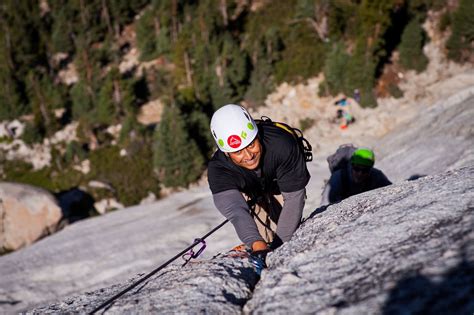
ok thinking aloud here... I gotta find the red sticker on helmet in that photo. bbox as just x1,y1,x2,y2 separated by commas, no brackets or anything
227,135,242,149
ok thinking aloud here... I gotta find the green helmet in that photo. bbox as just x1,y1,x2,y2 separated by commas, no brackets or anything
351,148,375,167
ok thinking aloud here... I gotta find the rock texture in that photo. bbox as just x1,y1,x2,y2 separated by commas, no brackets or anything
0,185,240,314
29,166,474,314
1,73,473,314
30,254,259,314
375,88,474,182
247,166,474,314
0,183,62,254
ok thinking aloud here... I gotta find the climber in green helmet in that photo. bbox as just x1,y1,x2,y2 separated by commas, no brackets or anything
351,148,375,166
320,147,392,206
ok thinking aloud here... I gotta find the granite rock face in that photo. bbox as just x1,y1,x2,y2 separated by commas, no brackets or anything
0,183,240,314
0,183,62,254
29,166,474,314
246,166,474,314
4,75,474,314
30,254,260,314
375,88,474,182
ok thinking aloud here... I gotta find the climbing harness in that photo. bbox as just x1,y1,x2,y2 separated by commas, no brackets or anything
89,219,229,314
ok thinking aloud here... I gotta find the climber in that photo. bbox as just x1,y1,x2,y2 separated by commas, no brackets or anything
320,147,392,206
334,97,355,129
337,109,355,130
207,104,310,262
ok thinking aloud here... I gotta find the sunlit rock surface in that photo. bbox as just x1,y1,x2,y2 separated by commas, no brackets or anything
30,254,259,314
376,88,474,182
29,166,473,314
247,166,474,314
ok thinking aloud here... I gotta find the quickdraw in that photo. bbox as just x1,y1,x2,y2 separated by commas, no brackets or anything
181,238,207,267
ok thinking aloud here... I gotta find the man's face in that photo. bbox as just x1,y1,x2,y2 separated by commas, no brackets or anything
227,137,262,170
351,164,371,184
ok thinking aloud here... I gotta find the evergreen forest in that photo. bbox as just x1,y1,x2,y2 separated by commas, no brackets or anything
0,0,472,207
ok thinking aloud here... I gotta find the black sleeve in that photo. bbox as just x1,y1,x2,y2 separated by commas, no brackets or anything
208,160,240,194
212,189,264,247
372,168,392,188
320,171,344,206
275,137,310,193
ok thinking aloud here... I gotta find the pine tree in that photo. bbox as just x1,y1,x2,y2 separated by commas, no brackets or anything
446,0,474,63
244,58,273,106
0,46,26,119
221,35,250,100
71,79,94,124
26,71,62,137
50,4,75,53
70,35,102,127
153,103,204,188
0,0,47,119
344,41,377,107
244,29,281,105
399,19,429,73
192,43,214,104
207,35,250,110
136,9,162,61
174,88,214,158
96,73,116,125
327,1,356,41
321,42,350,95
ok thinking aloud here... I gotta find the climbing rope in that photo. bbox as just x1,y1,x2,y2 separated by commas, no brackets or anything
89,219,229,314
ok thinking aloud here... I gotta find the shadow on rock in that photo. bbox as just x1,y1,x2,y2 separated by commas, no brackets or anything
382,258,474,315
0,299,21,306
55,188,98,225
407,174,427,181
303,205,330,222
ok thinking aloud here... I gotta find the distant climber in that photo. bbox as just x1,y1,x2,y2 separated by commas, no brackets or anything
334,97,355,129
320,146,392,206
207,104,311,262
336,109,355,129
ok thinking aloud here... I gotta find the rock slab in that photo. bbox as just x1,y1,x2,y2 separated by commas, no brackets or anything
29,254,259,314
29,166,474,314
247,165,474,314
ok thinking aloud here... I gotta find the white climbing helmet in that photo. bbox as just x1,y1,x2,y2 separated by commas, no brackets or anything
210,104,258,153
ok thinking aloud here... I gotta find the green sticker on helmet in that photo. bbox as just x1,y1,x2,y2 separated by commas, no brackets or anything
247,123,254,130
218,139,225,147
241,131,247,139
